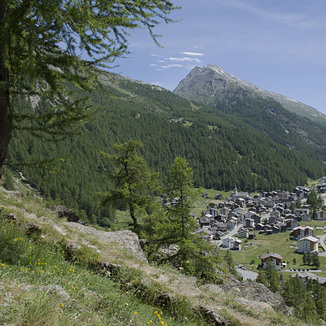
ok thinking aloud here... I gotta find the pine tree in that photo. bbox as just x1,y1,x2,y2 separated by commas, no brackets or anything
100,139,159,231
143,157,222,281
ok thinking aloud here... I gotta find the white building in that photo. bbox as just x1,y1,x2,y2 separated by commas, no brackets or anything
222,236,235,248
297,236,319,253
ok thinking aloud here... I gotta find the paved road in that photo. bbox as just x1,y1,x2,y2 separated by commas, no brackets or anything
236,268,258,281
319,233,326,253
215,223,243,247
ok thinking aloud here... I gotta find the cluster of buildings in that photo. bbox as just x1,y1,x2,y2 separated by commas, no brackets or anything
196,184,325,253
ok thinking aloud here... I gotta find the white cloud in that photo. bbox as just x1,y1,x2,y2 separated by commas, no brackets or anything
166,56,202,63
157,64,184,70
181,51,204,56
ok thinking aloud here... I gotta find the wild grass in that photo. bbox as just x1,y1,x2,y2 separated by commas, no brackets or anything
231,230,326,271
0,212,205,326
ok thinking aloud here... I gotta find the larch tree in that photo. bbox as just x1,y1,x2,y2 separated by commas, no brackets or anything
0,0,176,177
144,157,222,281
100,139,159,231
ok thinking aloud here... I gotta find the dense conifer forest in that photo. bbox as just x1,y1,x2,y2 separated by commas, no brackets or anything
6,73,326,223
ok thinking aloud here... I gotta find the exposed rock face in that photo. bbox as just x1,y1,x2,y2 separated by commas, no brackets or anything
174,64,326,125
198,305,227,326
64,222,148,262
222,282,289,314
51,205,81,223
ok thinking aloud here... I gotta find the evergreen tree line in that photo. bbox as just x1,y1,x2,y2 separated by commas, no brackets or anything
257,263,326,322
6,75,326,223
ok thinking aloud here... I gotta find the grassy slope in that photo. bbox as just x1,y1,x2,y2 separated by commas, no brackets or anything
231,227,326,276
0,179,317,326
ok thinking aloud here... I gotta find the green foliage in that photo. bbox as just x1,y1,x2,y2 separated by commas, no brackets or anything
0,211,206,326
256,263,280,293
282,275,326,322
6,75,326,223
307,191,324,213
2,166,15,190
143,157,222,282
100,139,159,231
0,0,177,177
224,251,238,277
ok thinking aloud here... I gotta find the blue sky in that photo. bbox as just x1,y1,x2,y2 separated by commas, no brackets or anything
112,0,326,114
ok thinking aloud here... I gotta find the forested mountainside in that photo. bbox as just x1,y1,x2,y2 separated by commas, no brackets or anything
174,65,326,161
6,72,326,224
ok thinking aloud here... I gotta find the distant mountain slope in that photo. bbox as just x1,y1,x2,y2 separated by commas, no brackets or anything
6,71,326,223
174,64,326,126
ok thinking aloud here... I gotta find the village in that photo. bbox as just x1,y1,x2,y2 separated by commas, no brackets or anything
195,177,326,285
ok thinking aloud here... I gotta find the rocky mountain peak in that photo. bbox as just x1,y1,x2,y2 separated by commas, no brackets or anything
174,64,326,125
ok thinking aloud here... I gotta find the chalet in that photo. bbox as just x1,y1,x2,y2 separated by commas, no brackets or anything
297,236,319,253
319,177,326,185
279,223,288,232
284,218,298,230
215,214,227,222
233,239,242,250
272,225,280,234
217,223,228,232
253,214,262,224
199,215,212,227
292,226,314,240
227,217,238,230
222,236,235,248
231,212,244,223
295,187,310,199
282,200,292,208
206,203,218,218
316,210,326,221
237,227,249,238
245,211,255,219
301,214,312,222
234,198,246,206
260,252,283,271
220,206,231,216
255,223,265,231
222,236,241,250
295,207,310,217
244,218,255,229
269,214,277,225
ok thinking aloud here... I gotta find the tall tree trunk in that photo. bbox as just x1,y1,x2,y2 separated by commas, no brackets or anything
0,0,12,178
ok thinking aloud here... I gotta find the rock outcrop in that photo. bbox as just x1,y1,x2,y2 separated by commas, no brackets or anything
222,282,289,314
64,222,148,262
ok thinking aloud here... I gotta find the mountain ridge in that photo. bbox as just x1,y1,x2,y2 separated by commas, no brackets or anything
174,64,326,126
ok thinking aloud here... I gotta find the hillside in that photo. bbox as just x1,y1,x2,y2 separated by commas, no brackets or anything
174,65,326,162
0,178,315,326
6,71,326,223
174,64,326,127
